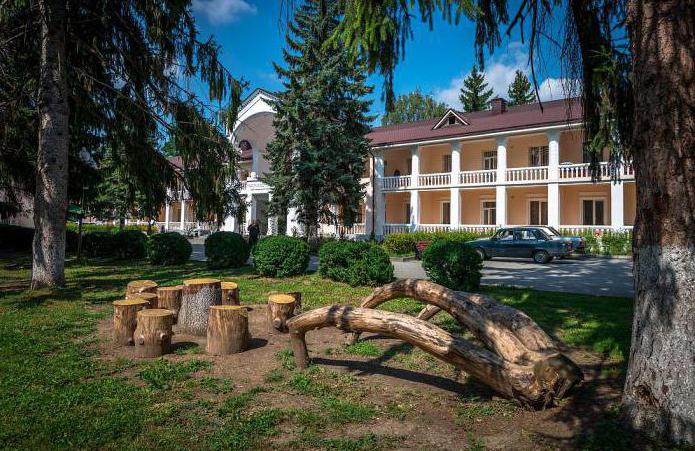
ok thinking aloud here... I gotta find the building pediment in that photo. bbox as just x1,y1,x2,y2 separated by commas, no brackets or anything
432,109,469,130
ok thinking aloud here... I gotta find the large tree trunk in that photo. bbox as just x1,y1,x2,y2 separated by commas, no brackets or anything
31,0,69,289
624,1,695,444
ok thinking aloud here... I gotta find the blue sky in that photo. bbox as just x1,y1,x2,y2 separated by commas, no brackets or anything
191,0,571,121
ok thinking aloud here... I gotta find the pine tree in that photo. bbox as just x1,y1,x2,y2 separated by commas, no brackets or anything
459,65,494,112
381,88,449,125
507,70,535,106
265,0,372,240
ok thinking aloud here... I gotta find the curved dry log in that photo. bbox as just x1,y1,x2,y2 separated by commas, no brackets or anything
287,305,582,408
125,280,158,300
348,279,558,365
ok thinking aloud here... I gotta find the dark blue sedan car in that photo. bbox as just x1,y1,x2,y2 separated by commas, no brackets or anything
469,227,573,264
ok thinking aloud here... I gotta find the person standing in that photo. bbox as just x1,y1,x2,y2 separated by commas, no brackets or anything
247,220,260,249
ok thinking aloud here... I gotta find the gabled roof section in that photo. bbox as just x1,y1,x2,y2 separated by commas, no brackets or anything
240,88,278,109
432,109,469,129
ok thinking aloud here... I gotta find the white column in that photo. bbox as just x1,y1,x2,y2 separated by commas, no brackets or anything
547,130,560,181
365,157,375,236
180,193,186,230
164,201,170,231
374,152,385,237
410,146,420,187
548,183,560,227
246,193,255,232
611,181,625,229
410,190,419,231
267,193,276,235
495,137,507,226
450,142,461,230
286,206,299,236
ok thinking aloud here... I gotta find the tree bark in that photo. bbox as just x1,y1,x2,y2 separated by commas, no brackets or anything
624,0,695,443
134,309,174,358
157,285,183,323
134,292,158,309
179,278,221,336
113,299,149,345
206,305,250,355
287,305,582,408
221,281,240,306
125,280,158,300
31,0,69,289
267,293,296,333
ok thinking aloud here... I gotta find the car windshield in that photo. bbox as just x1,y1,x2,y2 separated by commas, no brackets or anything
540,227,560,236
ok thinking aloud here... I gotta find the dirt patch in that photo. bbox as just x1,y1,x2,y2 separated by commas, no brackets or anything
97,306,626,450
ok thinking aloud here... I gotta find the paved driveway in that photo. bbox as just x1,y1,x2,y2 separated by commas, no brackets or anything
394,257,634,298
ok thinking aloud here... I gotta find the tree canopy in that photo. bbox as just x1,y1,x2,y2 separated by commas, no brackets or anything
507,70,534,106
459,65,494,112
381,89,449,126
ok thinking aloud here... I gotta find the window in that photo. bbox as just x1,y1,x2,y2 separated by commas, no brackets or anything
448,116,457,125
529,200,548,225
404,203,411,223
406,158,412,175
582,199,606,225
442,154,452,172
482,201,496,225
483,151,497,170
393,169,401,177
497,229,514,241
441,202,451,224
528,146,549,166
518,230,538,240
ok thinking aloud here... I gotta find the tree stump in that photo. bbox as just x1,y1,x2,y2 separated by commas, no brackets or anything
125,280,158,300
267,293,296,333
134,292,158,309
113,299,149,345
157,286,183,323
179,278,222,336
134,309,174,358
221,281,240,305
207,305,250,355
287,291,303,314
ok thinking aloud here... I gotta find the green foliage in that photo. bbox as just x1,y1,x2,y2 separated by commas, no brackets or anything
265,0,373,239
507,70,535,106
344,341,382,357
204,231,250,269
82,232,117,258
147,232,192,265
253,236,310,277
137,359,213,390
459,65,494,112
382,230,492,255
0,224,35,251
112,230,147,259
66,223,150,233
560,229,632,256
422,239,482,291
319,240,393,286
381,88,449,126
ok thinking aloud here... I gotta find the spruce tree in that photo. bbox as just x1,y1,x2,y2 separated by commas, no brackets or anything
265,0,372,240
459,65,494,112
507,70,535,106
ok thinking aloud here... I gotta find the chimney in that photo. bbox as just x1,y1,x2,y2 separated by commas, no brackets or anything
491,97,507,114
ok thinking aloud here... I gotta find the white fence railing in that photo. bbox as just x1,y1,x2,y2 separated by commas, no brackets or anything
381,175,412,190
459,169,497,186
337,223,366,236
418,172,451,187
455,224,497,234
505,166,548,184
384,224,410,234
559,162,614,181
417,224,452,232
561,225,633,235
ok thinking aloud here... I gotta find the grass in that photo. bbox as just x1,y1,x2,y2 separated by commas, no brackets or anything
0,254,635,449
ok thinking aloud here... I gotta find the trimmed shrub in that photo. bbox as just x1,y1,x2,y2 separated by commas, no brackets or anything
66,223,151,234
82,232,116,257
204,231,250,269
112,230,147,259
599,231,632,256
147,232,192,265
422,239,482,291
319,240,393,286
383,230,492,255
253,236,310,277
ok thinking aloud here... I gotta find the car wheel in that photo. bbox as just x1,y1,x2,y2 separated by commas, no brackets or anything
475,248,487,261
533,250,551,264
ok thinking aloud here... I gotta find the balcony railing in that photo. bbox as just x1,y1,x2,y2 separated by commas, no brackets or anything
382,175,411,190
384,224,410,234
505,166,548,184
417,223,452,232
418,172,451,187
337,223,366,236
459,169,497,186
561,225,633,235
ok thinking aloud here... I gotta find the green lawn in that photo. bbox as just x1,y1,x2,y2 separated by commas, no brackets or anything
0,255,634,450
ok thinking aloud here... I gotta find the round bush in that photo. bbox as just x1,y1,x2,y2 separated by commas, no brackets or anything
112,230,146,259
319,240,393,286
147,232,192,265
253,236,310,277
421,239,482,291
82,232,116,257
204,231,250,268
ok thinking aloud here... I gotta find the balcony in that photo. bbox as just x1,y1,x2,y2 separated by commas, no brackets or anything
459,169,497,186
559,162,635,182
381,175,411,190
418,172,451,188
505,166,548,184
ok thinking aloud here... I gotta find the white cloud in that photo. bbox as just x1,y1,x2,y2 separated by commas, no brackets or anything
192,0,257,25
433,42,579,108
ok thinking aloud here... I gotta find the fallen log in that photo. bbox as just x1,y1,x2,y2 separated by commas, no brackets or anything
287,305,582,408
207,305,250,355
179,278,222,336
267,293,296,332
134,309,174,358
157,286,183,322
125,280,158,300
113,299,149,345
221,281,240,305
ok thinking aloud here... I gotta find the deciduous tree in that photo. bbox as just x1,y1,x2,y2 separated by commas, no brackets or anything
381,88,449,125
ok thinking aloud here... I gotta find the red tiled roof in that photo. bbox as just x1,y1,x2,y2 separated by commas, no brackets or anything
367,98,583,147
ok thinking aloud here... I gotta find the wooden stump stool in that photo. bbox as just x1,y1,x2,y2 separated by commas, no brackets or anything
179,278,222,336
113,299,149,345
207,306,250,355
267,293,297,333
134,292,158,309
134,309,174,358
157,285,183,322
221,281,240,305
125,280,158,300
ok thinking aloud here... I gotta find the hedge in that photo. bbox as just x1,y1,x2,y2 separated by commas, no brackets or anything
204,231,250,269
66,223,151,234
81,230,146,259
319,240,393,286
560,229,633,256
253,236,310,277
383,230,492,255
422,239,482,291
0,224,77,253
147,232,192,265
